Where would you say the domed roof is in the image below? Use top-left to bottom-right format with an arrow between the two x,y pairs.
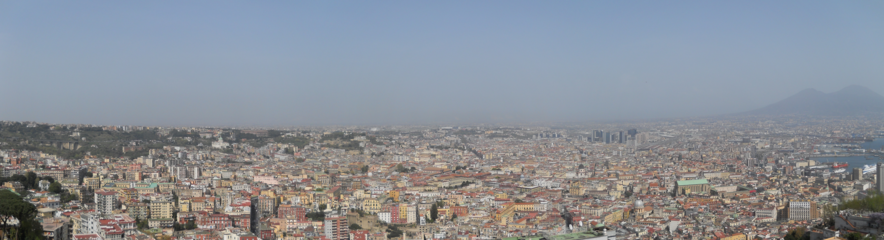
634,200 -> 644,208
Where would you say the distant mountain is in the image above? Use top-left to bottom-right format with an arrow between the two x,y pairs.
742,85 -> 884,116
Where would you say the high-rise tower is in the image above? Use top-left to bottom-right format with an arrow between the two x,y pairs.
877,162 -> 884,193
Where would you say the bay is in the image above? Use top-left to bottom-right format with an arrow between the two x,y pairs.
811,138 -> 884,172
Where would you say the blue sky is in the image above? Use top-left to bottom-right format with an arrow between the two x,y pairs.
2,1 -> 883,126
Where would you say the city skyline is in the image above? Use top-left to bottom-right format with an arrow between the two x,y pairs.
4,2 -> 884,239
0,118 -> 883,239
2,84 -> 882,128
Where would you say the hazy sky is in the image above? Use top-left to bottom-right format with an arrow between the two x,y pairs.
2,1 -> 883,126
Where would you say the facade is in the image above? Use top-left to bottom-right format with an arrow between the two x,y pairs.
250,196 -> 261,234
74,212 -> 100,235
42,218 -> 69,240
675,179 -> 711,195
362,199 -> 380,214
853,167 -> 863,181
127,202 -> 150,220
200,214 -> 232,230
878,162 -> 884,193
95,190 -> 118,216
278,204 -> 306,221
755,207 -> 777,221
3,181 -> 24,193
378,212 -> 391,224
257,195 -> 276,216
230,214 -> 250,229
406,205 -> 417,224
323,215 -> 349,240
150,201 -> 174,219
788,201 -> 819,221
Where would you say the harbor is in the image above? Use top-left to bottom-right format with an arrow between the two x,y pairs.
810,138 -> 884,173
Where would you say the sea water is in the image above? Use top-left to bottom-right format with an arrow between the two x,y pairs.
811,138 -> 884,171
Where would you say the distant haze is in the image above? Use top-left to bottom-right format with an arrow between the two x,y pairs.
2,2 -> 883,126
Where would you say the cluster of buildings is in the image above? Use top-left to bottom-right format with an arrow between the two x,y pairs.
1,119 -> 884,240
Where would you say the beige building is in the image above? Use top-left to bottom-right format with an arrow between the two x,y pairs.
150,200 -> 174,219
675,179 -> 711,195
362,199 -> 380,214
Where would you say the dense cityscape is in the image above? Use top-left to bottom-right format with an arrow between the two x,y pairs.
1,116 -> 883,240
4,1 -> 884,240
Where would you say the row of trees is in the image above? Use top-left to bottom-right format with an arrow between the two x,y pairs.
385,224 -> 403,239
173,220 -> 197,231
841,191 -> 884,212
0,172 -> 78,206
0,172 -> 60,194
396,164 -> 416,173
306,204 -> 326,221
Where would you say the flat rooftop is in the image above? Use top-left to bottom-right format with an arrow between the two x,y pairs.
676,179 -> 709,186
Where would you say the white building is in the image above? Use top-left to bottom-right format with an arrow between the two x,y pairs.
378,212 -> 391,223
212,137 -> 230,149
95,190 -> 117,216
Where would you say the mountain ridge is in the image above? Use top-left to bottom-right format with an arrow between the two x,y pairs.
741,85 -> 884,116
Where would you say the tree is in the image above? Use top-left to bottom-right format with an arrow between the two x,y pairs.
451,213 -> 458,220
430,204 -> 438,222
821,203 -> 838,227
19,220 -> 43,240
869,212 -> 884,235
844,232 -> 873,240
62,193 -> 78,203
173,222 -> 183,231
41,176 -> 55,184
136,219 -> 149,230
386,225 -> 403,239
350,208 -> 366,217
318,204 -> 327,211
349,223 -> 362,230
185,220 -> 197,230
0,190 -> 42,240
845,233 -> 861,240
783,227 -> 809,240
306,211 -> 325,221
49,182 -> 63,194
841,191 -> 884,212
25,172 -> 37,190
361,165 -> 369,173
